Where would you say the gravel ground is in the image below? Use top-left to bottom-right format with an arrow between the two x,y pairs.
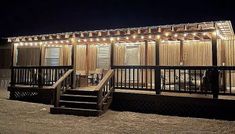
0,89 -> 235,134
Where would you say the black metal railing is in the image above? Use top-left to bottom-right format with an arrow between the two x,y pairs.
11,66 -> 73,88
112,66 -> 235,98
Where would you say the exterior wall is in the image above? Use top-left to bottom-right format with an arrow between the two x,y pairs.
0,41 -> 11,89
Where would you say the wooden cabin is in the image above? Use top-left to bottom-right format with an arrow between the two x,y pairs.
4,20 -> 235,116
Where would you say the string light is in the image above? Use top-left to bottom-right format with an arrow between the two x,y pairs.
102,38 -> 106,41
60,40 -> 64,43
90,38 -> 93,42
84,39 -> 87,42
203,32 -> 206,36
133,35 -> 136,39
157,35 -> 160,39
174,34 -> 178,37
148,35 -> 152,39
165,33 -> 169,36
126,37 -> 129,40
117,37 -> 120,41
96,38 -> 100,41
110,37 -> 114,41
55,41 -> 58,44
66,40 -> 69,43
193,33 -> 196,36
141,36 -> 144,39
184,33 -> 187,37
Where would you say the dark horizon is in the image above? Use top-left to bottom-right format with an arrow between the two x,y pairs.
0,0 -> 234,38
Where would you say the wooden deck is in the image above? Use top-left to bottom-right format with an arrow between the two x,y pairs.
115,89 -> 235,100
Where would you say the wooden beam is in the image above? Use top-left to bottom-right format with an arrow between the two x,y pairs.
86,43 -> 89,75
145,40 -> 148,65
212,32 -> 217,66
110,42 -> 114,68
39,44 -> 42,66
155,39 -> 161,94
180,40 -> 184,65
12,43 -> 16,66
71,38 -> 78,88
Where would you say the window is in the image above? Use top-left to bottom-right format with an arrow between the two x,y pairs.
97,45 -> 110,69
44,47 -> 60,66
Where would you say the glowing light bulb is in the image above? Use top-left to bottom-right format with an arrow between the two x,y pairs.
141,36 -> 144,39
165,33 -> 169,36
148,35 -> 152,39
174,34 -> 178,37
133,35 -> 136,39
157,35 -> 160,39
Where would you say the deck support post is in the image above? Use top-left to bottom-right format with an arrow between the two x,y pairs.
110,42 -> 114,69
155,38 -> 161,94
71,38 -> 78,89
212,30 -> 219,99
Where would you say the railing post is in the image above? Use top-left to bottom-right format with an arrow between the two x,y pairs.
54,84 -> 61,107
38,68 -> 43,88
211,67 -> 219,99
155,66 -> 161,94
10,67 -> 15,87
155,38 -> 161,94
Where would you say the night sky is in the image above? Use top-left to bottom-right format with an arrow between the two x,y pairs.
0,0 -> 234,38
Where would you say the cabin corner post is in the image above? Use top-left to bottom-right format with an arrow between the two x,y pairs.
9,43 -> 16,99
71,37 -> 78,89
155,38 -> 161,94
211,30 -> 219,99
10,43 -> 15,86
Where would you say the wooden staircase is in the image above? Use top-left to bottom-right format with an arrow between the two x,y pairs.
50,70 -> 115,116
51,89 -> 101,116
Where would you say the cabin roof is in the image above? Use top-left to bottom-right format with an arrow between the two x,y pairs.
5,20 -> 234,43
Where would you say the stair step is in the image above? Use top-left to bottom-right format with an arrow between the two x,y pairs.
50,107 -> 101,116
61,94 -> 97,102
59,100 -> 97,109
65,89 -> 98,96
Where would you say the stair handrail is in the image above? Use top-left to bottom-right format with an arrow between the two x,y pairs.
96,69 -> 115,110
49,69 -> 74,107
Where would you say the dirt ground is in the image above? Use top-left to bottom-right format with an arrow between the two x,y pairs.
0,89 -> 235,134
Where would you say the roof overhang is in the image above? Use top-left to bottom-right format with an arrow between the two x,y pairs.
4,20 -> 234,43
